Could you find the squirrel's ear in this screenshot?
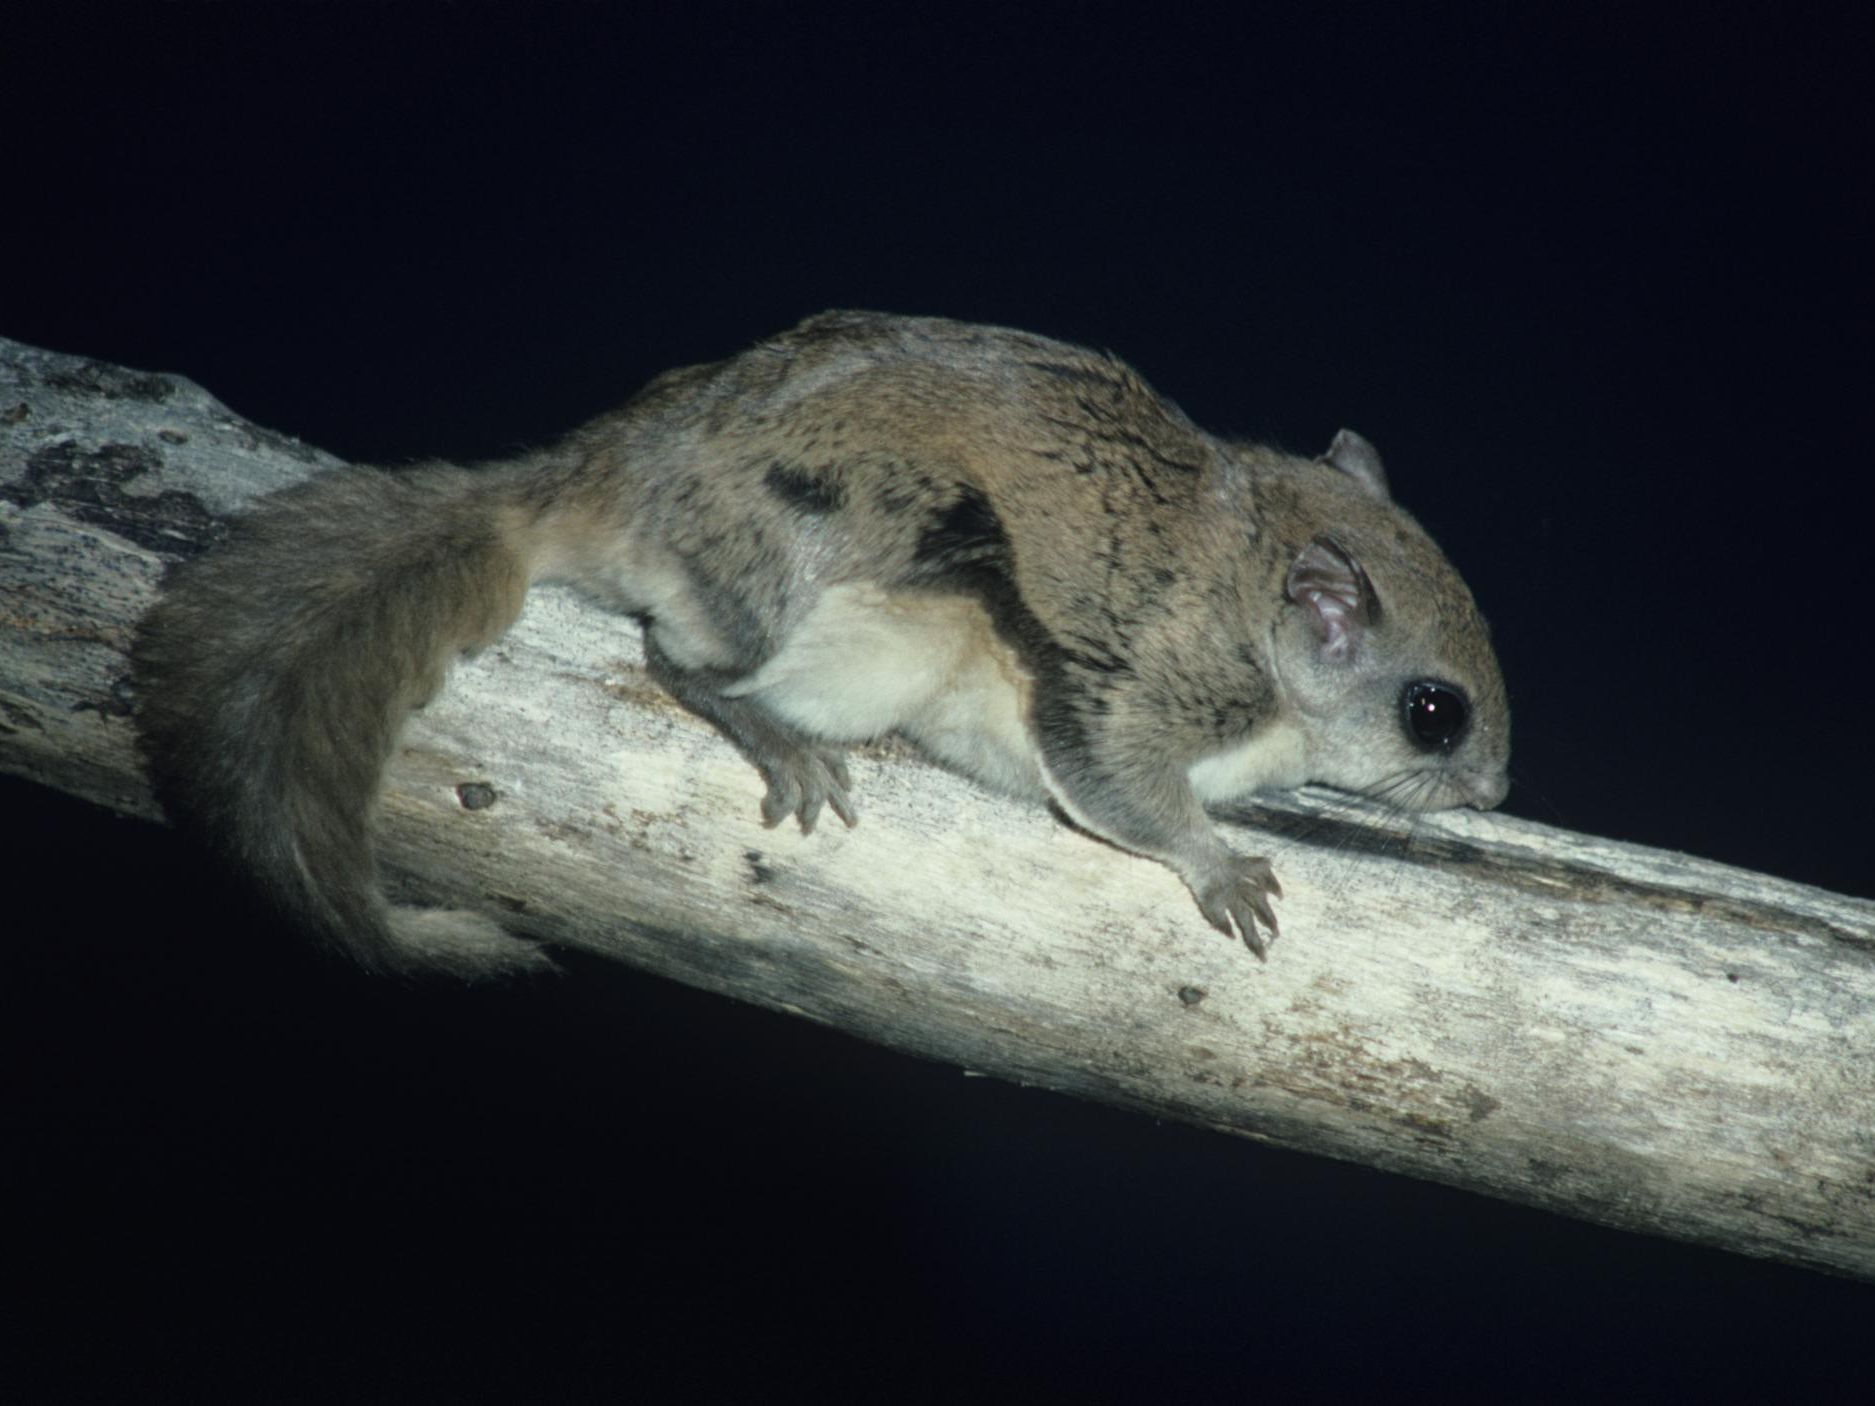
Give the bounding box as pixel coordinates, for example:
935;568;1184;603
1285;537;1378;661
1320;428;1389;500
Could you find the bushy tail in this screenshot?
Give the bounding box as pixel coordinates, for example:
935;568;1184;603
133;460;558;980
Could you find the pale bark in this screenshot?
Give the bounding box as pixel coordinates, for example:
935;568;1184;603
4;335;1871;1280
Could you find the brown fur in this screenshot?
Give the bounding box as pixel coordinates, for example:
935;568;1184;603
133;312;1509;976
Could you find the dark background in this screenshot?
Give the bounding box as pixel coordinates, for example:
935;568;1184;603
5;5;1870;1400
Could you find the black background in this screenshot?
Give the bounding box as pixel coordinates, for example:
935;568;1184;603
5;6;1870;1400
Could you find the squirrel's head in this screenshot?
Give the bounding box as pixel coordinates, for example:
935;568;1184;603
1263;431;1510;812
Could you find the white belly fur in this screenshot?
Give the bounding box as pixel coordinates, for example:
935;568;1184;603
722;583;1047;798
721;582;1305;806
1186;721;1307;802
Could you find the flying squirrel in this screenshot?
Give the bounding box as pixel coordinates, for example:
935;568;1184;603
132;311;1510;979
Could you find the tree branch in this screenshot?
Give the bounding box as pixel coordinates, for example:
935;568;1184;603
5;334;1871;1280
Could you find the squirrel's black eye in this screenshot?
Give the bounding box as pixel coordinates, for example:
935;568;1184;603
1401;680;1469;752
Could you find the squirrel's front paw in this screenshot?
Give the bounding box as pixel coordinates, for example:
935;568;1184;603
1191;855;1284;959
759;747;857;834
